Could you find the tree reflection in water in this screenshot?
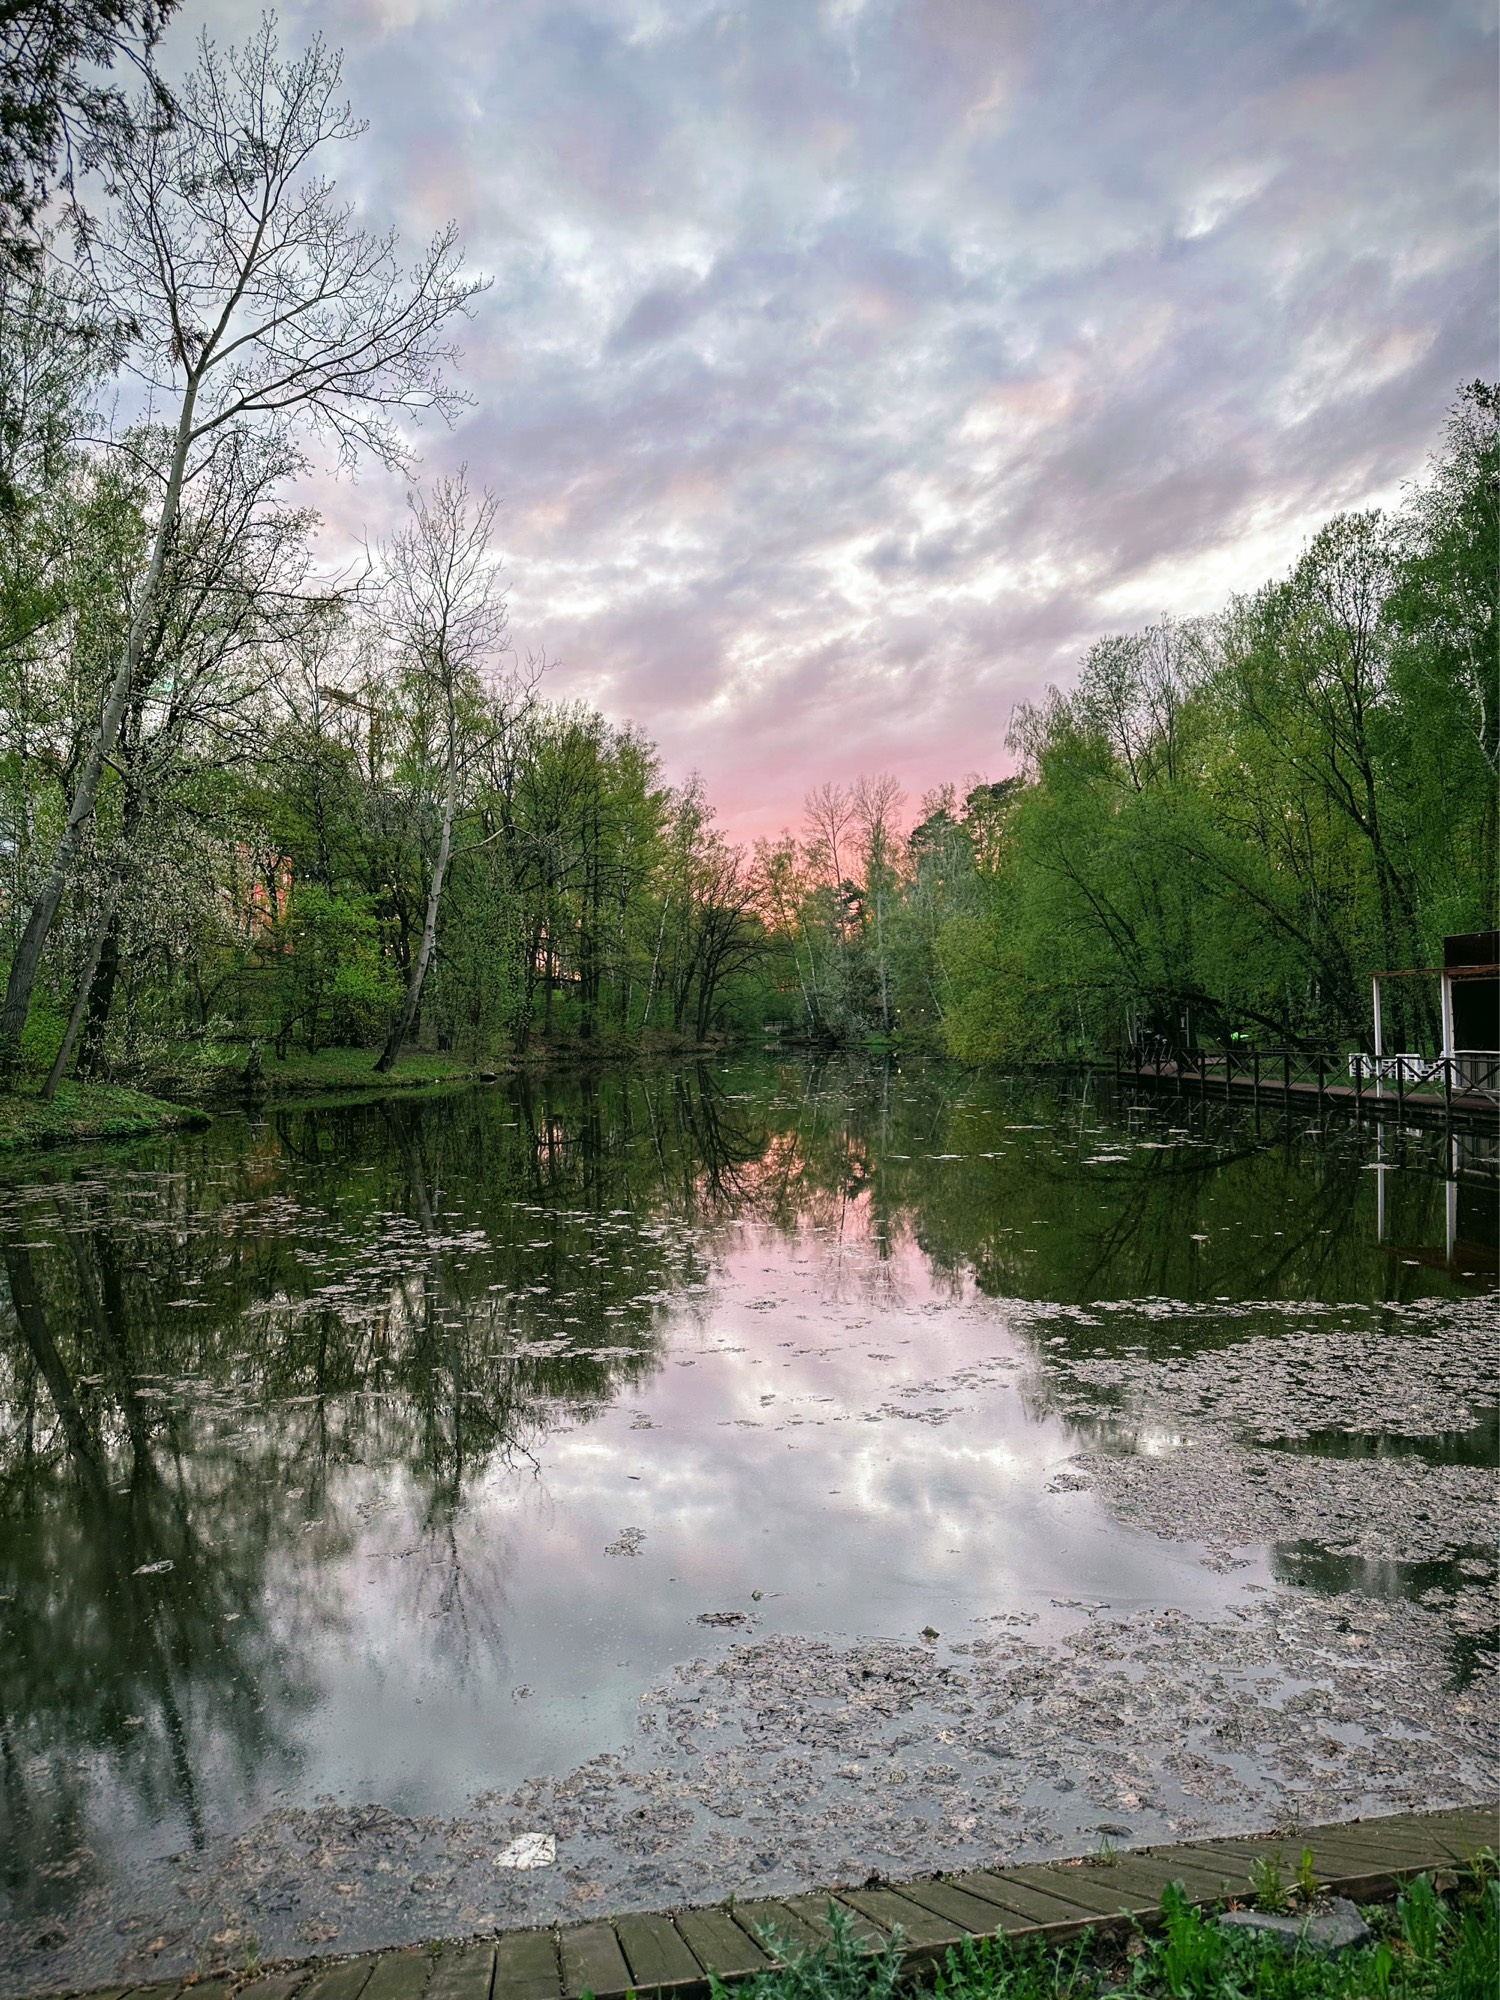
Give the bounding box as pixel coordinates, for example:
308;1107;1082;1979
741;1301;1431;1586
0;1057;1478;1966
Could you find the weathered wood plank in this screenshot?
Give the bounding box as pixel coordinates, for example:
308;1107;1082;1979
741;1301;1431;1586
363;1952;436;2000
949;1870;1102;1930
835;1886;961;1950
1001;1866;1153;1922
299;1958;381;2000
1064;1852;1234;1908
238;1975;313;2000
887;1876;1018;1936
728;1899;825;1957
493;1930;561;2000
560;1922;633;2000
614;1914;701;1991
1297;1823;1462;1867
1178;1838;1418;1901
426;1943;496;2000
675;1908;773;1979
1194;1832;1424;1884
781;1894;889;1949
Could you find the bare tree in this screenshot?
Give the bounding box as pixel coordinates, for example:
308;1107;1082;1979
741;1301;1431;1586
0;19;482;1081
803;780;855;941
854;771;905;1033
374;471;510;1072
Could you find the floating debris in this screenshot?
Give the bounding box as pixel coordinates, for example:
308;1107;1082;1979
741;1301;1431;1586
496;1833;556;1870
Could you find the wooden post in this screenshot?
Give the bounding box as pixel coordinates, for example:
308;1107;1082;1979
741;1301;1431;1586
1253;1049;1260;1104
1372;975;1384;1100
1353;1049;1362;1115
1283;1051;1291;1103
1443;1054;1452;1119
1316;1050;1325;1107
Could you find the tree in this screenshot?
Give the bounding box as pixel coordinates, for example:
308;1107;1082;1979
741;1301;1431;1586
0;0;177;273
0;18;482;1083
374;472;513;1072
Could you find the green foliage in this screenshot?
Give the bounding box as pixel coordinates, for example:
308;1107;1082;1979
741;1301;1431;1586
706;1873;1497;2000
768;384;1495;1065
720;1904;906;2000
1251;1853;1292;1915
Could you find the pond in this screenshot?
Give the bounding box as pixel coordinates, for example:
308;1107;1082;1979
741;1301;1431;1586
0;1058;1494;1993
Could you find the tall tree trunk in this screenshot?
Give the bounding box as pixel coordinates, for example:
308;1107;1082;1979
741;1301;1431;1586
0;381;199;1086
42;877;123;1100
376;719;458;1074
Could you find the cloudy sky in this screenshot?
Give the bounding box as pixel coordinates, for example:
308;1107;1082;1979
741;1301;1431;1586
199;0;1495;836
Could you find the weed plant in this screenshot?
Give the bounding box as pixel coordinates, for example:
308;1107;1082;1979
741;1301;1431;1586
708;1870;1496;2000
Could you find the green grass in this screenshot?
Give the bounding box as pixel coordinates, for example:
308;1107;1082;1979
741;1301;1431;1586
227;1045;504;1094
715;1872;1498;2000
0;1079;208;1150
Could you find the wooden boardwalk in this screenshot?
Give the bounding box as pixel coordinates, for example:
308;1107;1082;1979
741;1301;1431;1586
44;1803;1497;2000
1114;1060;1499;1131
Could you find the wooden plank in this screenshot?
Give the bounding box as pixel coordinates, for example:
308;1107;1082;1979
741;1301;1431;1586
121;1985;186;2000
493;1932;562;2000
363;1954;436;2000
614;1914;700;1992
675;1908;773;1980
1296;1823;1460;1866
949;1870;1103;1931
728;1899;825;1957
1387;1806;1499;1858
1101;1847;1254;1898
782;1894;889;1950
427;1945;496;2000
891;1876;1020;1936
1001;1866;1153;1922
1195;1832;1426;1882
560;1923;633;2000
300;1960;381;2000
1179;1838;1414;1900
835;1886;961;1950
237;1977;313;2000
1052;1855;1223;1910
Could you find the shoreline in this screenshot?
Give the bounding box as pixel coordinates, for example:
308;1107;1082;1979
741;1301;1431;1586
13;1804;1492;2000
0;1037;746;1154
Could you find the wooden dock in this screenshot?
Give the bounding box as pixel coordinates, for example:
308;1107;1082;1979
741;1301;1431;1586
43;1803;1497;2000
1114;1056;1499;1131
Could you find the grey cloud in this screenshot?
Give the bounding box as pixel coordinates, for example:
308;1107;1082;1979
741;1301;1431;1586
235;0;1495;830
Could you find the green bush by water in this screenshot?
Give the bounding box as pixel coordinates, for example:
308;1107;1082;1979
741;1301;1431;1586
708;1873;1498;2000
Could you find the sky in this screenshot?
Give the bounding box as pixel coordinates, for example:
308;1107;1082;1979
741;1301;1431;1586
192;0;1497;838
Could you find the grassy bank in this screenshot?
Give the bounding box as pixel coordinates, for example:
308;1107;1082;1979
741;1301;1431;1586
198;1045;504;1099
0;1080;209;1151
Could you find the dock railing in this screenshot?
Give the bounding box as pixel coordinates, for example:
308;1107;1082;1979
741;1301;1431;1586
1118;1038;1500;1114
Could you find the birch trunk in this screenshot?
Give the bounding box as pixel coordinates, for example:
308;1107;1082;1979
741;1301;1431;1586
0;382;198;1085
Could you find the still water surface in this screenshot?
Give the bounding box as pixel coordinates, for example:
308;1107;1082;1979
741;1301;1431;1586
0;1059;1492;1984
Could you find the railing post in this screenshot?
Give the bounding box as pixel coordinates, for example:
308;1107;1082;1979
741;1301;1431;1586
1253;1049;1260;1103
1283;1051;1290;1102
1443;1055;1452;1119
1353;1050;1362;1116
1316;1050;1325;1107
